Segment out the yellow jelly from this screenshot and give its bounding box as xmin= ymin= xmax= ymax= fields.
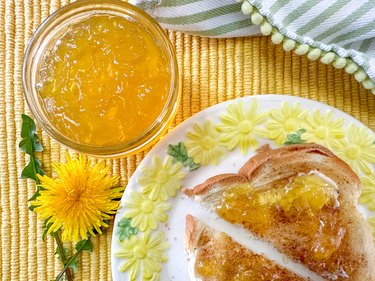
xmin=195 ymin=233 xmax=305 ymax=280
xmin=216 ymin=174 xmax=344 ymax=263
xmin=36 ymin=14 xmax=171 ymax=146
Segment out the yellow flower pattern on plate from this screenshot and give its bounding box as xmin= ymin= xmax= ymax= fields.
xmin=360 ymin=174 xmax=375 ymax=211
xmin=301 ymin=110 xmax=345 ymax=149
xmin=32 ymin=154 xmax=122 ymax=242
xmin=186 ymin=120 xmax=226 ymax=165
xmin=266 ymin=102 xmax=307 ymax=145
xmin=144 ymin=273 xmax=160 ymax=281
xmin=124 ymin=191 xmax=171 ymax=231
xmin=334 ymin=124 xmax=375 ymax=175
xmin=115 ymin=231 xmax=168 ymax=281
xmin=138 ymin=156 xmax=186 ymax=201
xmin=217 ymin=100 xmax=267 ymax=154
xmin=116 ymin=101 xmax=375 ymax=280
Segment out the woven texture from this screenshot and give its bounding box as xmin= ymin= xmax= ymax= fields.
xmin=1 ymin=1 xmax=375 ymax=280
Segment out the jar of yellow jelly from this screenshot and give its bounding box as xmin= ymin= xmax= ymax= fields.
xmin=23 ymin=0 xmax=180 ymax=157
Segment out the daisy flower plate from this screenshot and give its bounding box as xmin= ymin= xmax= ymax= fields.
xmin=111 ymin=95 xmax=375 ymax=281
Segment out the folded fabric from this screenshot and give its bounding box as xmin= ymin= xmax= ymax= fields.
xmin=129 ymin=0 xmax=375 ymax=94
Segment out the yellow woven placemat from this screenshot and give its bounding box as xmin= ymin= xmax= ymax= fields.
xmin=1 ymin=1 xmax=375 ymax=280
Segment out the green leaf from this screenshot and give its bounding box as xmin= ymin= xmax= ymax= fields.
xmin=28 ymin=204 xmax=38 ymax=212
xmin=66 ymin=255 xmax=78 ymax=273
xmin=168 ymin=142 xmax=189 ymax=162
xmin=19 ymin=114 xmax=45 ymax=206
xmin=42 ymin=217 xmax=55 ymax=241
xmin=57 ymin=239 xmax=92 ymax=274
xmin=20 ymin=155 xmax=45 ymax=180
xmin=35 ymin=158 xmax=45 ymax=175
xmin=21 ymin=161 xmax=39 ymax=181
xmin=167 ymin=142 xmax=200 ymax=171
xmin=28 ymin=185 xmax=45 ymax=202
xmin=21 ymin=159 xmax=45 ymax=181
xmin=28 ymin=185 xmax=44 ymax=211
xmin=283 ymin=129 xmax=306 ymax=146
xmin=182 ymin=159 xmax=201 ymax=170
xmin=21 ymin=114 xmax=36 ymax=138
xmin=20 ymin=114 xmax=43 ymax=153
xmin=116 ymin=218 xmax=139 ymax=241
xmin=75 ymin=239 xmax=93 ymax=252
xmin=19 ymin=139 xmax=31 ymax=153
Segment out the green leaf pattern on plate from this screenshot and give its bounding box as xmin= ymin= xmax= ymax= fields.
xmin=116 ymin=101 xmax=375 ymax=280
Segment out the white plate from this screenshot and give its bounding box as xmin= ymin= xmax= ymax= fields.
xmin=111 ymin=95 xmax=375 ymax=281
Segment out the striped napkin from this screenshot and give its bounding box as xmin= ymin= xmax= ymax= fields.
xmin=129 ymin=0 xmax=375 ymax=94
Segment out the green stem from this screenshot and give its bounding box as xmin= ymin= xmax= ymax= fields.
xmin=54 ymin=233 xmax=73 ymax=281
xmin=55 ymin=240 xmax=89 ymax=281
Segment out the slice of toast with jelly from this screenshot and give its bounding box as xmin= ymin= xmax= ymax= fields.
xmin=182 ymin=144 xmax=375 ymax=280
xmin=185 ymin=214 xmax=309 ymax=281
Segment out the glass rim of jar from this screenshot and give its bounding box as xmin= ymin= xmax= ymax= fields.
xmin=22 ymin=0 xmax=180 ymax=157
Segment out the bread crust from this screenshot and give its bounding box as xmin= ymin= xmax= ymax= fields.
xmin=185 ymin=214 xmax=200 ymax=252
xmin=182 ymin=174 xmax=246 ymax=196
xmin=182 ymin=144 xmax=375 ymax=281
xmin=239 ymin=144 xmax=361 ymax=205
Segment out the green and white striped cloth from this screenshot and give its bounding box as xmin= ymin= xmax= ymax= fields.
xmin=130 ymin=0 xmax=260 ymax=37
xmin=129 ymin=0 xmax=375 ymax=92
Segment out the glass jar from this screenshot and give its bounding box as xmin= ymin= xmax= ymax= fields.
xmin=22 ymin=0 xmax=180 ymax=157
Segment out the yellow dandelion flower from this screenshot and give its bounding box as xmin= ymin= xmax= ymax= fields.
xmin=301 ymin=110 xmax=345 ymax=148
xmin=334 ymin=124 xmax=375 ymax=175
xmin=31 ymin=154 xmax=122 ymax=242
xmin=185 ymin=120 xmax=226 ymax=165
xmin=217 ymin=100 xmax=267 ymax=154
xmin=138 ymin=156 xmax=186 ymax=201
xmin=266 ymin=102 xmax=308 ymax=145
xmin=369 ymin=217 xmax=375 ymax=243
xmin=115 ymin=231 xmax=168 ymax=281
xmin=124 ymin=191 xmax=171 ymax=231
xmin=360 ymin=174 xmax=375 ymax=210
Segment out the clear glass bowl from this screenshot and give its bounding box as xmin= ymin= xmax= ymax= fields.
xmin=22 ymin=0 xmax=180 ymax=157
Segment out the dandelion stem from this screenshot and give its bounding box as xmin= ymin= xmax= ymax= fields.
xmin=54 ymin=232 xmax=73 ymax=281
xmin=55 ymin=239 xmax=89 ymax=281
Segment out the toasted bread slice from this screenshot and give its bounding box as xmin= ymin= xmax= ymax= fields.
xmin=185 ymin=214 xmax=308 ymax=281
xmin=182 ymin=144 xmax=375 ymax=280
